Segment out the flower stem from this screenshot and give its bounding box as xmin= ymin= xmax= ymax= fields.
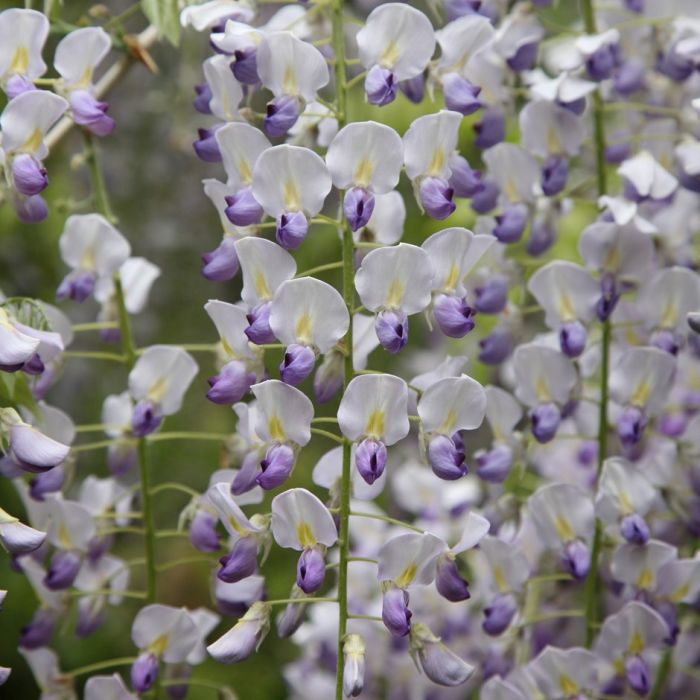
xmin=62 ymin=350 xmax=125 ymax=362
xmin=350 ymin=511 xmax=424 ymax=534
xmin=149 ymin=482 xmax=201 ymax=499
xmin=310 ymin=427 xmax=345 ymax=445
xmin=649 ymin=646 xmax=673 ymax=700
xmin=146 ymin=431 xmax=229 ymax=443
xmin=84 ymin=133 xmax=117 ymax=223
xmin=66 ymin=656 xmax=137 ymax=678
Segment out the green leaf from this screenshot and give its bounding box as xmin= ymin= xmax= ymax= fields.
xmin=141 ymin=0 xmax=181 ymax=46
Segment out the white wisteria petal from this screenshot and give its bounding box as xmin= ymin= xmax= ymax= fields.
xmin=46 ymin=497 xmax=96 ymax=551
xmin=205 ymin=299 xmax=255 ymax=360
xmin=211 ymin=20 xmax=262 ymax=54
xmin=0 ymin=311 xmax=40 ymax=365
xmin=356 ymin=3 xmax=436 ymax=80
xmin=0 ymin=8 xmax=49 ymax=81
xmin=186 ymin=608 xmax=222 ymax=665
xmin=270 ymin=278 xmax=349 ymax=353
xmin=202 ymin=179 xmax=241 ymax=236
xmin=451 ymin=512 xmax=490 ymax=554
xmin=596 ymin=457 xmax=657 ymax=524
xmin=9 ymin=422 xmax=70 ymax=472
xmin=215 ymin=122 xmax=271 ymax=190
xmin=338 ymin=374 xmax=409 ymax=446
xmin=529 ymin=71 xmax=596 ymax=104
xmin=128 ymin=346 xmax=198 ymax=415
xmin=656 ymin=557 xmax=700 ymax=603
xmin=256 ymin=32 xmax=329 ymax=100
xmin=208 ymin=482 xmax=261 ymax=540
xmin=618 ymin=150 xmax=678 ymax=200
xmin=422 ymin=227 xmax=494 ymax=295
xmin=484 ymin=386 xmax=522 ymax=443
xmin=637 ymin=266 xmax=700 ymax=333
xmin=251 ymin=380 xmax=313 ymax=446
xmin=436 ymin=14 xmax=495 ymax=74
xmin=352 ymin=313 xmax=380 ymax=371
xmin=528 ymin=483 xmax=594 ymax=548
xmin=261 ymin=5 xmax=311 ymax=38
xmin=235 ymin=236 xmax=297 ymax=306
xmin=180 ymin=0 xmax=254 ymax=31
xmin=0 ymin=90 xmax=68 ymax=158
xmin=0 ymin=510 xmax=46 ymax=555
xmin=578 ymin=222 xmax=654 ymax=278
xmin=594 ymin=601 xmax=667 ymax=660
xmin=609 ymin=347 xmax=675 ymax=414
xmin=203 ymin=54 xmax=243 ymax=121
xmin=74 ymin=553 xmax=130 ymax=605
xmin=102 ymin=392 xmax=133 ymax=437
xmin=288 ymin=100 xmax=338 ymax=148
xmin=54 ymin=27 xmax=111 ymax=88
xmin=84 ymin=673 xmax=137 ymax=700
xmin=481 ymin=677 xmax=528 ymax=700
xmin=610 ymin=540 xmax=677 ymax=591
xmin=418 ymin=375 xmax=487 ymax=435
xmin=118 ymin=257 xmax=161 ymax=314
xmin=377 ymin=532 xmax=447 ymax=587
xmin=528 ymin=261 xmax=599 ymax=327
xmin=326 ymin=121 xmax=403 ymax=192
xmin=252 ymin=144 xmax=331 ymax=217
xmin=360 ymin=191 xmax=405 ymax=245
xmin=483 ymin=143 xmax=539 ymax=203
xmin=271 ymin=487 xmax=337 ymax=549
xmin=312 ymin=445 xmax=385 ymax=500
xmin=411 ymin=355 xmax=468 ymax=392
xmin=403 ymin=111 xmax=462 ymax=181
xmin=354 ymin=243 xmax=433 ymax=314
xmin=19 ymin=649 xmax=61 ymax=696
xmin=512 ymin=343 xmax=577 ymax=406
xmin=519 ymin=100 xmax=585 ymax=157
xmin=131 ymin=604 xmax=200 ymax=663
xmin=528 ymin=647 xmax=599 ymax=700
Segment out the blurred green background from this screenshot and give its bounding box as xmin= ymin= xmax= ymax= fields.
xmin=0 ymin=1 xmax=587 ymax=697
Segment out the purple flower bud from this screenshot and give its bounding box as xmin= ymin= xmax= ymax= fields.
xmin=19 ymin=608 xmax=56 ymax=649
xmin=276 ymin=211 xmax=309 ymax=250
xmin=245 ymin=302 xmax=276 ymax=344
xmin=526 ymin=221 xmax=555 ymax=256
xmin=108 ymin=442 xmax=137 ymax=477
xmin=620 ymin=513 xmax=650 ymax=545
xmin=659 ymin=412 xmax=686 ymax=438
xmin=427 ymin=434 xmax=467 ymax=480
xmin=624 ymin=654 xmax=650 ymax=696
xmin=475 ymin=277 xmax=508 ymax=314
xmin=190 ymin=510 xmax=221 ymax=552
xmin=232 ymin=47 xmax=259 ymax=85
xmin=559 ymin=320 xmax=587 ymax=357
xmin=482 ymin=594 xmax=517 ymax=636
xmin=131 ymin=652 xmax=159 ymax=694
xmin=444 ymin=0 xmax=483 ymax=21
xmin=656 ymin=47 xmax=693 ymax=82
xmin=561 ymin=540 xmax=590 ymax=581
xmin=541 ymin=155 xmax=568 ymax=196
xmin=419 ymin=177 xmax=456 ymax=220
xmin=365 ymin=65 xmax=397 ymax=106
xmin=12 ymin=154 xmax=48 ymax=196
xmin=87 ymin=534 xmax=113 ymax=563
xmin=69 ymin=90 xmax=115 ymax=137
xmin=257 ymin=443 xmax=295 ymax=490
xmin=399 ymin=74 xmax=424 ymax=103
xmin=164 ymin=665 xmax=192 ymax=700
xmin=625 ymin=0 xmax=643 ymax=11
xmin=529 ymin=403 xmax=561 ymax=443
xmin=558 ymin=96 xmax=587 ymax=115
xmin=614 ymin=60 xmax=646 ymax=95
xmin=193 ymin=83 xmax=213 ymax=114
xmin=280 ymin=344 xmax=316 ymax=386
xmin=433 ymin=294 xmax=476 ymax=338
xmin=473 ymin=107 xmax=505 ymax=149
xmin=44 ymin=550 xmax=81 ymax=590
xmin=476 ymin=445 xmax=513 ymax=483
xmin=344 ymin=187 xmax=375 ymax=232
xmin=296 ymin=547 xmax=326 ymax=594
xmin=375 ymin=308 xmax=408 ymax=353
xmin=21 ymin=353 xmax=44 ymax=377
xmin=277 ymin=595 xmax=308 ymax=638
xmin=193 ymin=126 xmax=223 ymax=162
xmin=224 ymin=186 xmax=264 ymax=227
xmin=618 ymin=406 xmax=647 ymax=447
xmin=470 ymin=178 xmax=500 ymax=213
xmin=507 ymin=42 xmax=539 ymax=72
xmin=56 ymin=270 xmax=97 ymax=303
xmin=355 ymin=438 xmax=387 ymax=485
xmin=597 ymin=273 xmax=619 ymax=321
xmin=442 ymin=73 xmax=482 ymax=116
xmin=478 ymin=328 xmax=513 ymax=365
xmin=605 ymin=142 xmax=631 ymax=164
xmin=9 ymin=424 xmax=69 ymax=474
xmin=435 ymin=555 xmax=470 ymax=602
xmin=313 ymin=352 xmax=344 ymax=404
xmin=412 ymin=625 xmax=474 ymax=687
xmin=264 ymin=95 xmax=301 ymax=137
xmin=382 ymin=587 xmax=412 ymax=637
xmin=207 ymin=360 xmax=256 ymax=404
xmin=494 ymin=203 xmax=528 ymax=244
xmin=218 ymin=535 xmax=258 ymax=583
xmin=29 ymin=466 xmax=64 ymax=501
xmin=232 ymin=452 xmax=262 ymax=495
xmin=207 ymin=602 xmax=270 ymax=664
xmin=131 ymin=400 xmax=163 ymax=437
xmin=449 ymin=155 xmax=483 ymax=198
xmin=5 ymin=74 xmax=36 ymax=99
xmin=202 ymin=238 xmax=239 ymax=282
xmin=76 ymin=596 xmax=106 ymax=638
xmin=650 ymin=329 xmax=679 ymax=356
xmin=14 ymin=193 xmax=48 ymax=223
xmin=586 ymin=44 xmax=618 ymax=81
xmin=656 ymin=601 xmax=679 ymax=645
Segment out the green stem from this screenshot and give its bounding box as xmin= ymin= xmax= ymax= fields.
xmin=138 ymin=439 xmax=157 ymax=603
xmin=155 ymin=529 xmax=189 ymax=540
xmin=310 ymin=427 xmax=345 ymax=445
xmin=266 ymin=596 xmax=338 ymax=606
xmin=297 ymin=261 xmax=344 ymax=277
xmin=156 ymin=556 xmax=215 ymax=572
xmin=149 ymin=482 xmax=201 ymax=499
xmin=350 ymin=511 xmax=423 ymax=534
xmin=66 ymin=656 xmax=137 ymax=678
xmin=135 ymin=343 xmax=217 ymax=355
xmin=71 ymin=321 xmax=119 ymax=332
xmin=73 ymin=438 xmax=126 ymax=453
xmin=146 ymin=431 xmax=229 ymax=443
xmin=581 ymin=0 xmax=611 ymax=651
xmin=74 ymin=423 xmax=109 ymax=433
xmin=62 ymin=350 xmax=125 ymax=362
xmin=85 ymin=132 xmax=117 ymax=223
xmin=649 ymin=646 xmax=673 ymax=700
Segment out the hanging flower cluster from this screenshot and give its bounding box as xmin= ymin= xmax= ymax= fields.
xmin=2 ymin=1 xmax=700 ymax=699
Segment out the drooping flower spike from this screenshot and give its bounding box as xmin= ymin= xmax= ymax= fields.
xmin=0 ymin=8 xmax=49 ymax=98
xmin=354 ymin=243 xmax=433 ymax=353
xmin=251 ymin=144 xmax=332 ymax=249
xmin=325 ymin=121 xmax=404 ymax=231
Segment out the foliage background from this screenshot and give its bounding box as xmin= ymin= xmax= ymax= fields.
xmin=0 ymin=1 xmax=584 ymax=697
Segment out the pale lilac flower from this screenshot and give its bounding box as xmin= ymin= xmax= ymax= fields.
xmin=528 ymin=646 xmax=601 ymax=698
xmin=203 ymin=54 xmax=243 ymax=122
xmin=0 ymin=506 xmax=46 ymax=555
xmin=85 ymin=673 xmax=137 ymax=700
xmin=409 ymin=622 xmax=475 ymax=686
xmin=475 ymin=386 xmax=522 ymax=482
xmin=180 ymin=0 xmax=254 ymax=32
xmin=0 ymin=8 xmax=49 ymax=96
xmin=207 ymin=601 xmax=271 ymax=664
xmin=342 ymin=634 xmax=365 ymax=697
xmin=618 ymin=150 xmax=678 ymax=202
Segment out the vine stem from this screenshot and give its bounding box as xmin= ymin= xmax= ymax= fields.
xmin=330 ymin=1 xmax=353 ymax=697
xmin=66 ymin=656 xmax=137 ymax=679
xmin=580 ymin=0 xmax=611 ymax=650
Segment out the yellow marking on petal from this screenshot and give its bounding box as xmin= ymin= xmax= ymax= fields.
xmin=254 ymin=270 xmax=271 ymax=300
xmin=546 ymin=126 xmax=561 ymax=155
xmin=228 ymin=517 xmax=248 ymax=537
xmin=354 ymin=157 xmax=374 ymax=188
xmin=10 ymin=46 xmax=28 ymax=74
xmin=77 ymin=65 xmax=94 ymax=89
xmin=444 ymin=264 xmax=460 ymax=293
xmin=637 ymin=568 xmax=653 ymax=590
xmin=427 ymin=148 xmax=445 ymax=178
xmin=221 ymin=337 xmax=237 ymax=359
xmin=558 ymin=293 xmax=576 ymax=322
xmin=535 ymin=375 xmax=550 ymax=403
xmin=385 ymin=278 xmax=404 ymax=309
xmin=629 ymin=630 xmax=644 ymax=655
xmin=603 ymin=245 xmax=620 ymax=272
xmin=282 ymin=64 xmax=297 ymax=94
xmin=283 ymin=179 xmax=301 ymax=211
xmin=618 ymin=491 xmax=633 ymax=515
xmin=58 ymin=524 xmax=72 ymax=549
xmin=21 ymin=128 xmax=43 ymax=155
xmin=296 ymin=521 xmax=316 ymax=548
xmin=239 ymin=159 xmax=253 ymax=185
xmin=148 ymin=634 xmax=169 ymax=657
xmin=660 ymin=302 xmax=677 ymax=329
xmin=631 ymin=381 xmax=651 ymax=407
xmin=365 ymin=409 xmax=385 ymax=440
xmin=493 ymin=566 xmax=508 ymax=593
xmin=669 ymin=583 xmax=689 ymax=603
xmin=379 ymin=40 xmax=401 ymax=68
xmin=614 ymin=658 xmax=625 ymax=675
xmin=396 ymin=562 xmax=417 ymax=589
xmin=79 ymin=246 xmax=96 ymax=271
xmin=147 ymin=376 xmax=168 ymax=404
xmin=268 ymin=414 xmax=286 ymax=442
xmin=504 ymin=178 xmax=520 ymax=203
xmin=440 ymin=409 xmax=457 ymax=435
xmin=554 ymin=516 xmax=574 ymax=542
xmin=559 ymin=675 xmax=578 ymax=696
xmin=295 ymin=313 xmax=313 ymax=345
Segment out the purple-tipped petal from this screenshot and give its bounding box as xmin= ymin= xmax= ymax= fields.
xmin=296 ymin=547 xmax=326 ymax=594
xmin=365 ymin=65 xmax=397 ymax=106
xmin=355 ymin=438 xmax=387 ymax=485
xmin=433 ymin=294 xmax=476 ymax=338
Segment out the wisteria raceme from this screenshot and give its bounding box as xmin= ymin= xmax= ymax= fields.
xmin=1 ymin=0 xmax=700 ymax=699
